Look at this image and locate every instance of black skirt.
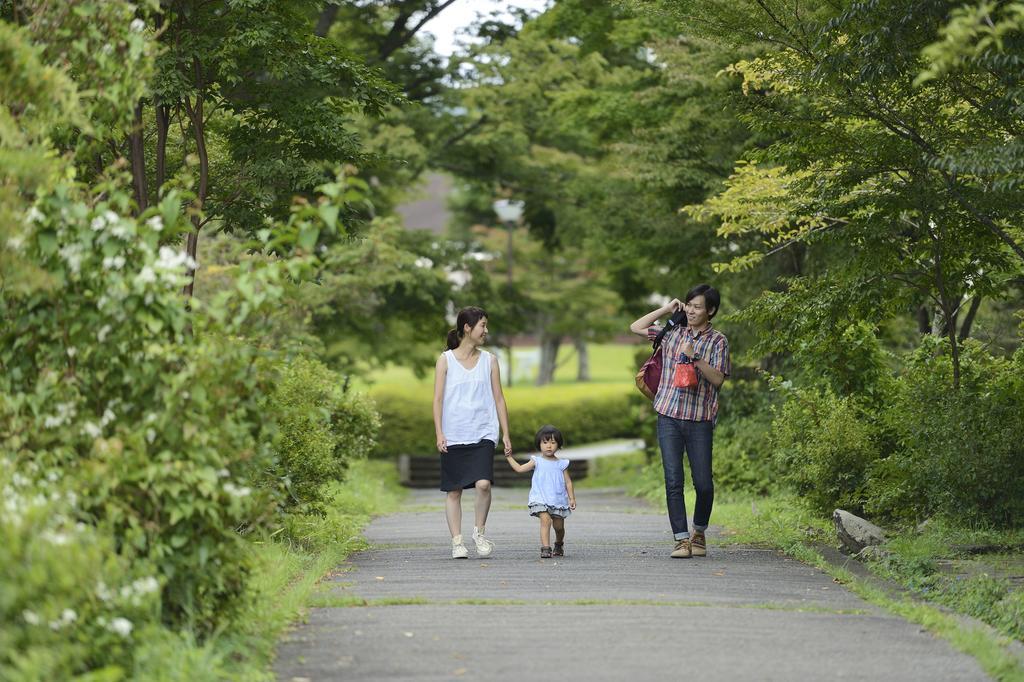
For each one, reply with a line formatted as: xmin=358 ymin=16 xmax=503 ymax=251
xmin=440 ymin=439 xmax=495 ymax=491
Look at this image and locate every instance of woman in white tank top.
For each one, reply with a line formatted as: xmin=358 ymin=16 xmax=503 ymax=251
xmin=432 ymin=306 xmax=512 ymax=559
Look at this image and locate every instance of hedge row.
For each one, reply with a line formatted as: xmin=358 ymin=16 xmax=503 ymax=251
xmin=371 ymin=384 xmax=641 ymax=456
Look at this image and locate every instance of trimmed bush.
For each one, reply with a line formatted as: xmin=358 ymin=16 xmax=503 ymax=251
xmin=371 ymin=383 xmax=637 ymax=456
xmin=771 ymin=385 xmax=880 ymax=515
xmin=263 ymin=356 xmax=380 ymax=514
xmin=866 ymin=338 xmax=1024 ymax=527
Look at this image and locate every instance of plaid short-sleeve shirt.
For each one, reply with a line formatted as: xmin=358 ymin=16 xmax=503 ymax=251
xmin=646 ymin=323 xmax=731 ymax=422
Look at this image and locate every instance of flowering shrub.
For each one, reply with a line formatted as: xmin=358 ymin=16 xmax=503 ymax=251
xmin=0 ymin=463 xmax=160 ymax=679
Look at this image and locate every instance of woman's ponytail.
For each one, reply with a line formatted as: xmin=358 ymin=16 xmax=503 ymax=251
xmin=446 ymin=306 xmax=488 ymax=351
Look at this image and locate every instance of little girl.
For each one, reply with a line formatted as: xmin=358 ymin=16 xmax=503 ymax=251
xmin=504 ymin=425 xmax=576 ymax=558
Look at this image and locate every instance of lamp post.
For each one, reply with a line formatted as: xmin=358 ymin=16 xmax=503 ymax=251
xmin=492 ymin=199 xmax=524 ymax=286
xmin=492 ymin=198 xmax=524 ymax=385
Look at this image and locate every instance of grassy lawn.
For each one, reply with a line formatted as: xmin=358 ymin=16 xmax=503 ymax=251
xmin=358 ymin=342 xmax=642 ymax=392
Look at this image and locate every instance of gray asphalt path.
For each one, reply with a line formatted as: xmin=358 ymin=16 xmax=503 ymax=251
xmin=275 ymin=487 xmax=987 ymax=681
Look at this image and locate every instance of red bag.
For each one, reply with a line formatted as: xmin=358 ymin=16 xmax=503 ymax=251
xmin=635 ymin=347 xmax=662 ymax=401
xmin=673 ymin=360 xmax=698 ymax=389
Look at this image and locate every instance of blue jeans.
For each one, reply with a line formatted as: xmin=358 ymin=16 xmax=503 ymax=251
xmin=657 ymin=414 xmax=714 ymax=540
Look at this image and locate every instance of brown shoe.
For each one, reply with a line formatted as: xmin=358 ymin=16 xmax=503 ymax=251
xmin=540 ymin=546 xmax=552 ymax=559
xmin=553 ymin=542 xmax=564 ymax=557
xmin=691 ymin=531 xmax=707 ymax=557
xmin=670 ymin=538 xmax=692 ymax=558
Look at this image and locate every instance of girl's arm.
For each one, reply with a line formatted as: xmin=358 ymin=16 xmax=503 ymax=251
xmin=432 ymin=353 xmax=448 ymax=453
xmin=629 ymin=299 xmax=682 ymax=337
xmin=504 ymin=453 xmax=535 ymax=474
xmin=490 ymin=355 xmax=512 ymax=456
xmin=563 ymin=469 xmax=576 ymax=510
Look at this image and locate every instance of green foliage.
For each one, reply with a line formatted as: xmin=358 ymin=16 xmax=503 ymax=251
xmin=770 ymin=384 xmax=880 ymax=515
xmin=264 ymin=355 xmax=380 ymax=514
xmin=372 ymin=383 xmax=637 ymax=457
xmin=866 ymin=338 xmax=1024 ymax=527
xmin=0 ymin=466 xmax=160 ymax=680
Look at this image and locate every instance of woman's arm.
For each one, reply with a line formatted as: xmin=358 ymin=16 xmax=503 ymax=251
xmin=490 ymin=355 xmax=512 ymax=456
xmin=504 ymin=453 xmax=535 ymax=473
xmin=629 ymin=299 xmax=682 ymax=337
xmin=432 ymin=353 xmax=448 ymax=453
xmin=563 ymin=469 xmax=576 ymax=510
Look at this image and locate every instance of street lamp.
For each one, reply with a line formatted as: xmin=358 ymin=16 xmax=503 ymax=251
xmin=492 ymin=198 xmax=524 ymax=385
xmin=492 ymin=199 xmax=524 ymax=286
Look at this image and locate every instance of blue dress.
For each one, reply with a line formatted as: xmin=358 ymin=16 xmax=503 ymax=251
xmin=527 ymin=455 xmax=572 ymax=518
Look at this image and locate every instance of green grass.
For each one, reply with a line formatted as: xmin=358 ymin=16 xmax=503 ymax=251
xmin=178 ymin=459 xmax=406 ymax=680
xmin=356 ymin=342 xmax=641 ymax=392
xmin=577 ymin=450 xmax=649 ymax=489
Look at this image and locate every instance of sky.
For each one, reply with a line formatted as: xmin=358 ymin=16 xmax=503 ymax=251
xmin=421 ymin=0 xmax=551 ymax=56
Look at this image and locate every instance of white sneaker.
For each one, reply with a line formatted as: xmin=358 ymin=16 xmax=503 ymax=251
xmin=472 ymin=527 xmax=494 ymax=557
xmin=451 ymin=535 xmax=469 ymax=559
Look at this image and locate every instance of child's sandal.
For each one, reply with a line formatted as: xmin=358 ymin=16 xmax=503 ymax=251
xmin=540 ymin=546 xmax=552 ymax=559
xmin=552 ymin=542 xmax=564 ymax=557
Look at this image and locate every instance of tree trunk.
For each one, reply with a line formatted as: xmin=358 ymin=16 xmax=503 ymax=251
xmin=930 ymin=221 xmax=960 ymax=389
xmin=155 ymin=100 xmax=170 ymax=195
xmin=916 ymin=304 xmax=931 ymax=335
xmin=182 ymin=89 xmax=208 ymax=300
xmin=315 ymin=4 xmax=339 ymax=37
xmin=129 ymin=100 xmax=147 ymax=213
xmin=575 ymin=337 xmax=590 ymax=382
xmin=958 ymin=296 xmax=982 ymax=342
xmin=537 ymin=333 xmax=560 ymax=386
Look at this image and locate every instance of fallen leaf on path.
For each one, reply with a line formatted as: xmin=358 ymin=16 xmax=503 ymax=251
xmin=403 ymin=632 xmax=414 ymax=637
xmin=453 ymin=668 xmax=467 ymax=676
xmin=375 ymin=576 xmax=384 ymax=580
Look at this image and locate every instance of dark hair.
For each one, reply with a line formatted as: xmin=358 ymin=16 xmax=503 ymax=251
xmin=446 ymin=306 xmax=488 ymax=350
xmin=685 ymin=283 xmax=721 ymax=319
xmin=534 ymin=424 xmax=564 ymax=450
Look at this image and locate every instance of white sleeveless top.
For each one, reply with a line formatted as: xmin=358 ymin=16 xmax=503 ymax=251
xmin=441 ymin=349 xmax=500 ymax=446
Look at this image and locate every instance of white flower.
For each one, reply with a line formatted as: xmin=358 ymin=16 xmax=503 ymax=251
xmin=51 ymin=608 xmax=78 ymax=629
xmin=223 ymin=482 xmax=251 ymax=498
xmin=46 ymin=470 xmax=59 ymax=482
xmin=22 ymin=610 xmax=41 ymax=626
xmin=97 ymin=581 xmax=114 ymax=602
xmin=101 ymin=408 xmax=116 ymax=426
xmin=146 ymin=428 xmax=156 ymax=444
xmin=7 ymin=236 xmax=24 ymax=251
xmin=135 ymin=266 xmax=156 ymax=285
xmin=101 ymin=43 xmax=114 ymax=55
xmin=82 ymin=421 xmax=102 ymax=438
xmin=97 ymin=325 xmax=112 ymax=342
xmin=132 ymin=576 xmax=160 ymax=595
xmin=102 ymin=255 xmax=126 ymax=270
xmin=91 ymin=215 xmax=107 ymax=231
xmin=108 ymin=617 xmax=133 ymax=637
xmin=146 ymin=215 xmax=164 ymax=232
xmin=414 ymin=256 xmax=434 ymax=269
xmin=59 ymin=244 xmax=84 ymax=274
xmin=217 ymin=468 xmax=230 ymax=478
xmin=26 ymin=206 xmax=44 ymax=224
xmin=110 ymin=221 xmax=131 ymax=240
xmin=130 ymin=18 xmax=146 ymax=32
xmin=66 ymin=347 xmax=77 ymax=358
xmin=42 ymin=530 xmax=70 ymax=546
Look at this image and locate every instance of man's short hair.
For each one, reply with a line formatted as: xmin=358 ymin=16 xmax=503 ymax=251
xmin=685 ymin=284 xmax=721 ymax=319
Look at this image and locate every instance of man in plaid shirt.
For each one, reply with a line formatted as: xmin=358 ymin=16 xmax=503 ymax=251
xmin=630 ymin=284 xmax=731 ymax=558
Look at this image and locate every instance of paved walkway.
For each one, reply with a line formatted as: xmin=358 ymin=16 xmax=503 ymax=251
xmin=275 ymin=487 xmax=987 ymax=681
